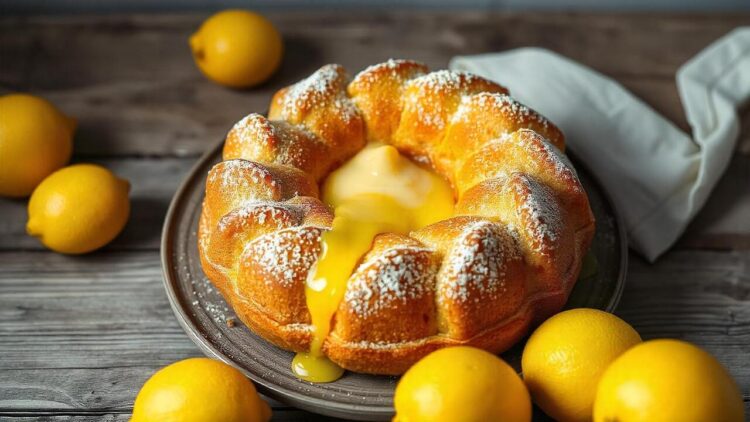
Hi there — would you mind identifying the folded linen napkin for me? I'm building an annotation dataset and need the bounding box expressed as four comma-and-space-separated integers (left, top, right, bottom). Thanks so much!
450, 28, 750, 262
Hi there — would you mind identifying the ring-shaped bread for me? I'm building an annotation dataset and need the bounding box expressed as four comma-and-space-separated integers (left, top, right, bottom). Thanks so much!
199, 60, 595, 374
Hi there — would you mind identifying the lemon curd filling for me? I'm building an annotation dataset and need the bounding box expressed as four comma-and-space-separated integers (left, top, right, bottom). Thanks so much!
291, 144, 455, 382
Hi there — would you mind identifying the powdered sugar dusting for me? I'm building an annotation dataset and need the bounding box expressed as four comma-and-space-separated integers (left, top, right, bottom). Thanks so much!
217, 201, 301, 232
227, 113, 324, 172
412, 70, 479, 92
242, 227, 323, 289
281, 64, 340, 114
404, 70, 479, 130
513, 174, 563, 255
452, 92, 549, 132
440, 220, 518, 303
355, 58, 412, 79
351, 58, 425, 89
279, 64, 359, 125
515, 129, 578, 181
209, 160, 277, 192
345, 247, 437, 317
229, 113, 275, 152
461, 129, 582, 197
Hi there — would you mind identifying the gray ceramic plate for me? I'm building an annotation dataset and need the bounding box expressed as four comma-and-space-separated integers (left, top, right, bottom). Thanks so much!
161, 139, 627, 421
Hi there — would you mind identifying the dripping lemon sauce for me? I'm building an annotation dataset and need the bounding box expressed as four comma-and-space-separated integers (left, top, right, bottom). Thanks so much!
291, 144, 455, 382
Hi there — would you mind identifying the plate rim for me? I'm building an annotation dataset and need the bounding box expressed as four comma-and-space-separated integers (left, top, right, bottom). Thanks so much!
567, 143, 629, 312
160, 139, 398, 419
160, 137, 629, 419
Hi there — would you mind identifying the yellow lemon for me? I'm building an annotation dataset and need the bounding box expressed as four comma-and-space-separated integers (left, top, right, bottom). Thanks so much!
0, 93, 75, 197
27, 164, 130, 254
394, 346, 531, 422
189, 10, 283, 88
132, 357, 271, 422
594, 339, 744, 422
522, 308, 641, 422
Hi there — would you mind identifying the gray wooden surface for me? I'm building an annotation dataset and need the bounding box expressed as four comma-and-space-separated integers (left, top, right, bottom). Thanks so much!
0, 12, 748, 421
3, 0, 750, 15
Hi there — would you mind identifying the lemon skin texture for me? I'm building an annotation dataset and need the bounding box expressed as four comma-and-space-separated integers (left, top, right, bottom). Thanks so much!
189, 10, 283, 88
26, 164, 130, 254
522, 308, 641, 422
394, 346, 531, 422
594, 339, 744, 422
0, 94, 75, 197
131, 357, 271, 422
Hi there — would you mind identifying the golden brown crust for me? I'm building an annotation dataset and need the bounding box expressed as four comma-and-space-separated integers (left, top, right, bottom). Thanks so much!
348, 59, 429, 143
269, 64, 366, 166
413, 218, 527, 340
331, 234, 440, 346
198, 61, 596, 375
223, 114, 334, 182
203, 159, 319, 221
392, 70, 509, 162
437, 94, 565, 180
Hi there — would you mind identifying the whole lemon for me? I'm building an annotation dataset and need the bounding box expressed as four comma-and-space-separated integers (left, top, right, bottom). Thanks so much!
189, 10, 283, 88
522, 308, 641, 422
594, 339, 744, 422
0, 94, 75, 197
394, 346, 531, 422
27, 164, 130, 254
132, 357, 271, 422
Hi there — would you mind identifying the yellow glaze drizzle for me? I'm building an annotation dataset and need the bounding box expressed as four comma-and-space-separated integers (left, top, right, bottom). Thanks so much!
291, 144, 454, 382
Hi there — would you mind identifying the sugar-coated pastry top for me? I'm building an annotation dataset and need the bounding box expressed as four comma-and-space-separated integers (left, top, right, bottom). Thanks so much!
198, 59, 595, 375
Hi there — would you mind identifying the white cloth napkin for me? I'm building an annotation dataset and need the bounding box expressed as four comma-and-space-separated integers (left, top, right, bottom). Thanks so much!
450, 27, 750, 262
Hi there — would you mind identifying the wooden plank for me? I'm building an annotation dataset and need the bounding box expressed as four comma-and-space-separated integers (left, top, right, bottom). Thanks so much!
679, 153, 750, 249
0, 12, 747, 250
0, 153, 747, 253
1, 13, 748, 157
0, 250, 294, 415
0, 157, 196, 251
0, 249, 748, 416
0, 410, 337, 421
0, 415, 132, 422
0, 251, 198, 374
0, 13, 749, 421
3, 12, 748, 81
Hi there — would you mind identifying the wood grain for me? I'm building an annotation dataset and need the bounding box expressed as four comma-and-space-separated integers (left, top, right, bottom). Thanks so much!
0, 411, 334, 421
0, 153, 746, 252
0, 250, 748, 417
1, 13, 749, 157
680, 153, 750, 249
1, 12, 747, 251
0, 158, 195, 251
1, 11, 749, 421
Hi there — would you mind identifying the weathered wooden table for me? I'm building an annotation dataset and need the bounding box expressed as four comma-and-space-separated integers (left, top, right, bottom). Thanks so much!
1, 12, 748, 421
